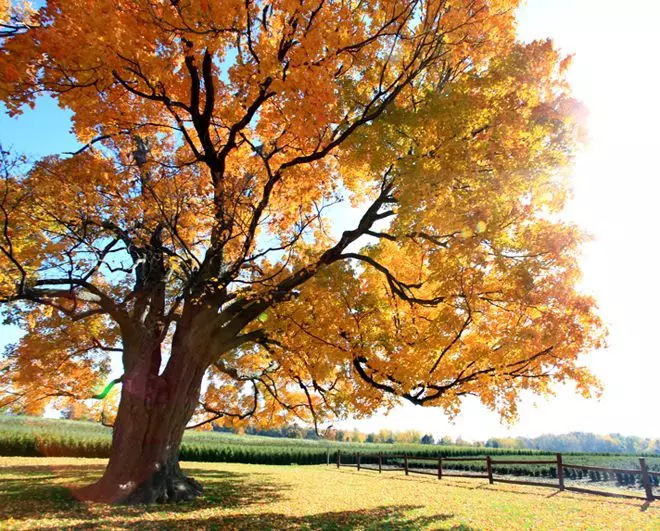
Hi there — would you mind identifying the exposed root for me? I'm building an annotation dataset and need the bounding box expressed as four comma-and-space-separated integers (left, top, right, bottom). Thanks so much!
121, 469, 203, 504
74, 463, 203, 505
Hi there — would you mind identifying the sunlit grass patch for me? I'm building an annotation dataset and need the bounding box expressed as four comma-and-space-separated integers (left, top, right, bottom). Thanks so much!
0, 457, 658, 530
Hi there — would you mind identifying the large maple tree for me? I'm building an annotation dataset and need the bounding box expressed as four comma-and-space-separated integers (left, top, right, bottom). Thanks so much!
0, 0, 604, 503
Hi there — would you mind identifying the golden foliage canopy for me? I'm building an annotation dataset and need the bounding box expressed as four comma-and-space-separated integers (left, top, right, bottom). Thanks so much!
0, 0, 604, 430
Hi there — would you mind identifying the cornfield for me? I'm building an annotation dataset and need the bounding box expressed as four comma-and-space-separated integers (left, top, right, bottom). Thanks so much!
1, 416, 658, 484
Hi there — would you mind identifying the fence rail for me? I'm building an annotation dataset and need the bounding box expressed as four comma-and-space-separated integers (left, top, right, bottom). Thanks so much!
440, 457, 487, 462
336, 451, 658, 502
490, 459, 557, 465
563, 463, 641, 475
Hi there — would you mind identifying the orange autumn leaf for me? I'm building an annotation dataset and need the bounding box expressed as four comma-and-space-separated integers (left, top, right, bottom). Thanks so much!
0, 0, 604, 503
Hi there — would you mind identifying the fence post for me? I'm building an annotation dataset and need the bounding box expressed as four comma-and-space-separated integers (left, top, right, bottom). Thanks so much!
438, 456, 442, 480
378, 452, 382, 473
640, 457, 654, 502
486, 456, 493, 484
337, 450, 341, 469
357, 452, 361, 471
404, 454, 409, 476
557, 453, 564, 491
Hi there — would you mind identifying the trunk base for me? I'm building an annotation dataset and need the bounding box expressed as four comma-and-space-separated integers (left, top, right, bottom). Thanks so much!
75, 461, 203, 505
121, 466, 203, 505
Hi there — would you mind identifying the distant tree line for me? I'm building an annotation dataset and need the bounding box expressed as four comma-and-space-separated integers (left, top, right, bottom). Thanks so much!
213, 424, 470, 446
10, 407, 658, 455
213, 424, 660, 454
485, 432, 660, 454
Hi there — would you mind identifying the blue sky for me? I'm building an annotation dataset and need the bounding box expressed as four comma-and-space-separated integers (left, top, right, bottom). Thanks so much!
1, 0, 658, 440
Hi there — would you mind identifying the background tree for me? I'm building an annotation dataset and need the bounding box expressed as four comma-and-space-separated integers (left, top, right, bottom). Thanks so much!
421, 434, 435, 445
378, 428, 397, 444
0, 0, 604, 504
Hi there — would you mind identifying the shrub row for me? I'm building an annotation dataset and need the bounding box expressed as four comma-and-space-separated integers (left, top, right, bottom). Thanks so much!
0, 436, 111, 458
1, 415, 659, 485
365, 457, 660, 486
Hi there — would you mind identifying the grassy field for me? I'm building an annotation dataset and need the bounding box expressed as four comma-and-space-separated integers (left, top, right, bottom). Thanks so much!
2, 415, 553, 455
1, 415, 659, 491
0, 457, 658, 530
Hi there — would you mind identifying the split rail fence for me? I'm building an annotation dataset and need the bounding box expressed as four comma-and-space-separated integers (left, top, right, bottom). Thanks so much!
335, 451, 659, 502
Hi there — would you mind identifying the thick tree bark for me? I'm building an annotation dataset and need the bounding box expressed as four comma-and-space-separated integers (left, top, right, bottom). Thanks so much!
75, 334, 209, 504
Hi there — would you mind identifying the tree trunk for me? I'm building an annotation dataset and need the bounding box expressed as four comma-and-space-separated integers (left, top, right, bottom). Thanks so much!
75, 340, 208, 504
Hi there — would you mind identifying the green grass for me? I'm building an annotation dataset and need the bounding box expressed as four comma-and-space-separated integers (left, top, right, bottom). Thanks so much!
0, 457, 658, 530
1, 415, 659, 480
0, 415, 553, 463
2, 415, 659, 499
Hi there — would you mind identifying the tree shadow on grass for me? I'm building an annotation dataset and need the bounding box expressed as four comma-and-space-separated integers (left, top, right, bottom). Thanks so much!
0, 468, 104, 518
38, 505, 469, 530
0, 463, 105, 478
0, 462, 290, 525
0, 464, 479, 530
358, 469, 653, 512
179, 467, 289, 508
473, 483, 649, 508
342, 469, 657, 516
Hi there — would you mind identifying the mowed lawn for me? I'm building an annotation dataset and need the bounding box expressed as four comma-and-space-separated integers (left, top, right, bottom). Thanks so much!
0, 458, 658, 530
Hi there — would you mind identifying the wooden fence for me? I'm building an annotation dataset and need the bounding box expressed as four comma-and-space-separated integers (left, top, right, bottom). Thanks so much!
335, 451, 658, 502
